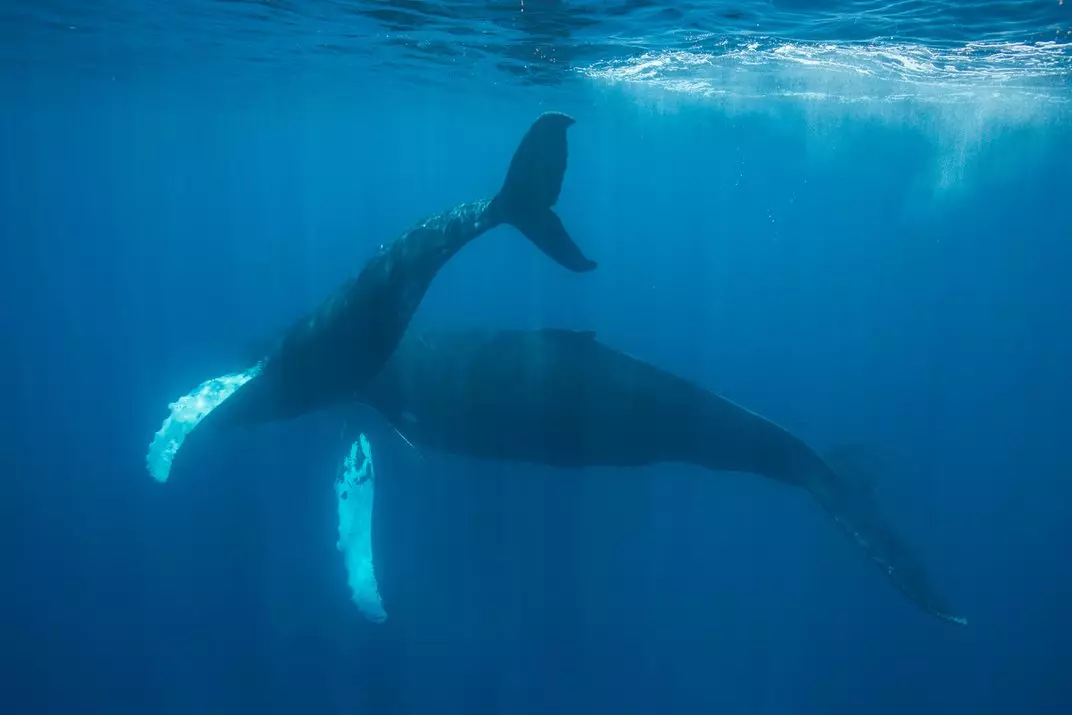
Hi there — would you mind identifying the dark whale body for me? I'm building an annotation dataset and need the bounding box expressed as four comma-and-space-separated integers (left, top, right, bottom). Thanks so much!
196, 113, 595, 434
360, 328, 965, 625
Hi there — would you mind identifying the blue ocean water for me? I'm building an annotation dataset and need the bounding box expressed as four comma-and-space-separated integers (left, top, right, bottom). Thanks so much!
2, 1, 1070, 713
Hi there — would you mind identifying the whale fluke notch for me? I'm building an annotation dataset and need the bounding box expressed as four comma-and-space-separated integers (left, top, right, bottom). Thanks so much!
491, 112, 598, 273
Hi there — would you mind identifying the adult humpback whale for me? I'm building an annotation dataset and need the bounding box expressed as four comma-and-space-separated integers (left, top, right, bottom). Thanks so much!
147, 113, 596, 481
358, 328, 966, 625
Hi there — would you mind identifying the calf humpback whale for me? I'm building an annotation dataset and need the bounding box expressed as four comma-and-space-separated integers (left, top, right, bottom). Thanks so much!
358, 328, 966, 625
149, 112, 595, 479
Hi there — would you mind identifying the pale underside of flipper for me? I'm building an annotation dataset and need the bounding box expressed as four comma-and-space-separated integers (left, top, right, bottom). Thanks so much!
145, 370, 387, 624
145, 364, 263, 483
335, 434, 387, 623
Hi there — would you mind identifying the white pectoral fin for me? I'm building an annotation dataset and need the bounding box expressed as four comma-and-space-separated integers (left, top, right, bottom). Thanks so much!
335, 433, 387, 623
145, 364, 263, 484
146, 369, 387, 623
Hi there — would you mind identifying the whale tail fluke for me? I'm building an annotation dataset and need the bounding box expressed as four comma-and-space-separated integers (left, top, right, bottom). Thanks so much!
811, 450, 967, 626
491, 112, 598, 273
